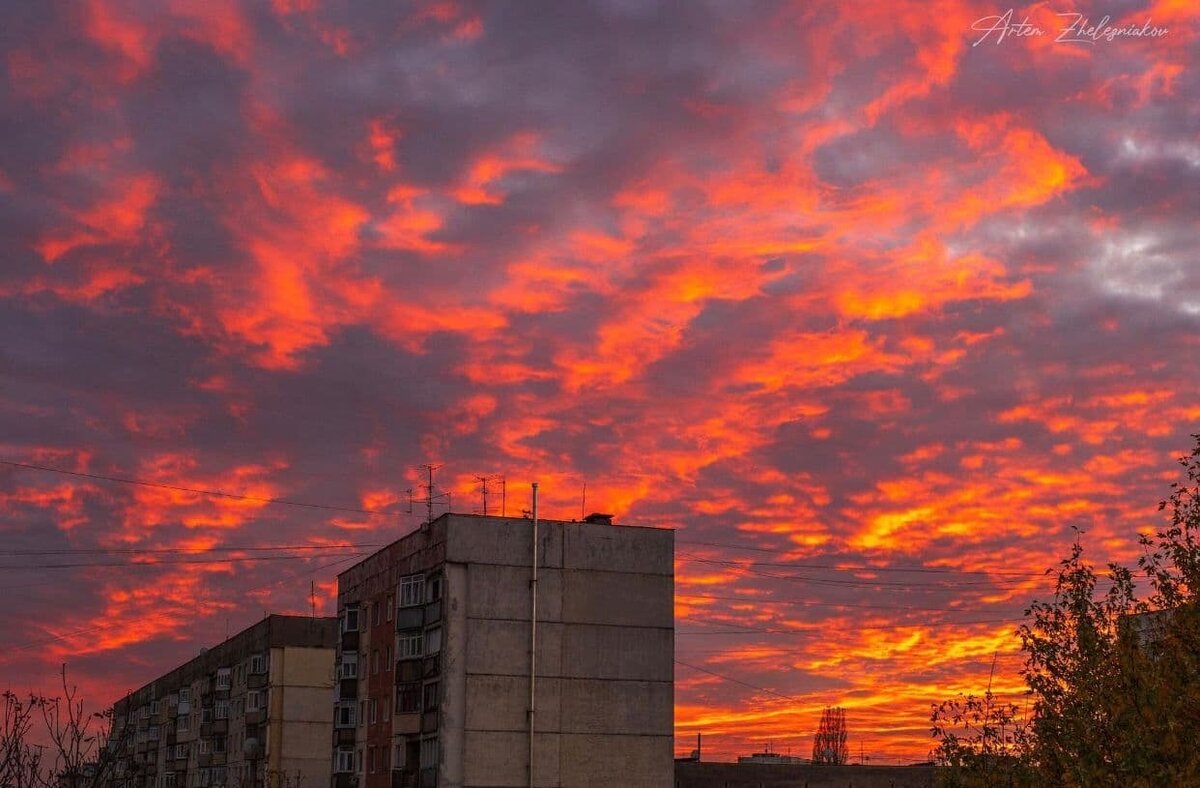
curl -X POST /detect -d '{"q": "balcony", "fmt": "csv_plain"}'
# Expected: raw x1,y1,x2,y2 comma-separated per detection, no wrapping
334,728,356,747
391,770,417,788
338,678,357,699
395,607,422,631
341,631,359,651
395,661,421,684
211,719,228,735
393,714,419,735
247,673,268,689
421,655,440,679
423,600,441,625
244,710,265,726
332,774,356,788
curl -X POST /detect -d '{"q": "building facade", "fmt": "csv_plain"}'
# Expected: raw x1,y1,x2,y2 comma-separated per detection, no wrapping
332,512,674,788
106,616,337,788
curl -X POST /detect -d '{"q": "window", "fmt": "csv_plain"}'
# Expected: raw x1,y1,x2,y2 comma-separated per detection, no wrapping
246,691,261,712
369,698,377,725
427,574,442,602
368,747,376,774
250,654,266,674
398,631,422,660
355,749,363,774
425,627,441,655
342,606,360,633
372,650,379,675
175,744,189,760
423,682,439,712
212,767,225,788
201,707,212,724
148,725,160,741
179,688,191,703
168,694,179,708
396,683,420,714
399,575,424,608
335,702,356,729
372,602,380,626
198,740,211,756
214,701,228,720
358,700,365,728
386,596,393,622
215,669,231,691
212,737,225,754
385,645,391,669
150,701,160,715
334,749,353,774
339,652,357,680
420,738,437,769
394,744,405,770
178,715,191,733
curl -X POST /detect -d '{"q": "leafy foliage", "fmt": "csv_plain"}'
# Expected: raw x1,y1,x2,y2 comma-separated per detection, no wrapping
933,433,1200,786
931,687,1035,788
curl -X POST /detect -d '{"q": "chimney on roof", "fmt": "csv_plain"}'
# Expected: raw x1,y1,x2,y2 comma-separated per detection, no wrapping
583,512,614,525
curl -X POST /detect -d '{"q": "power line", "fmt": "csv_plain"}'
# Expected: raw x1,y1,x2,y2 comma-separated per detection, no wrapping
677,616,1022,635
675,658,804,703
680,557,1038,588
677,538,1048,577
0,459,403,518
2,553,362,653
0,553,365,570
676,591,1016,614
0,543,381,557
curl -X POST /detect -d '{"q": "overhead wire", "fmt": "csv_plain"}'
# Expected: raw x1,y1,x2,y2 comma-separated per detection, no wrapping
1,553,363,653
677,616,1022,635
0,459,404,518
677,538,1050,577
0,553,367,570
675,658,804,703
0,543,382,556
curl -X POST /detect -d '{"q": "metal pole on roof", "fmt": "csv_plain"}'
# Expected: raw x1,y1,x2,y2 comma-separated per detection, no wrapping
528,482,539,788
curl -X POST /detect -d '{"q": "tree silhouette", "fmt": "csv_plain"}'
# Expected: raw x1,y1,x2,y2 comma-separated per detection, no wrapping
811,706,848,765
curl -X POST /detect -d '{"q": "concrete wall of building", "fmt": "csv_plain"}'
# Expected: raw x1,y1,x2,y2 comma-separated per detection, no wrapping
674,762,936,788
270,646,335,788
445,515,674,788
439,561,468,788
105,616,335,788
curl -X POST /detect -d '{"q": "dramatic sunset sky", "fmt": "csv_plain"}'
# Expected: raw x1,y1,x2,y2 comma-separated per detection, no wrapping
2,0,1198,764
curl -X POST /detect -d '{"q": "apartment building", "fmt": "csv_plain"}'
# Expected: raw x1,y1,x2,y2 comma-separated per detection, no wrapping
332,511,674,788
106,616,337,788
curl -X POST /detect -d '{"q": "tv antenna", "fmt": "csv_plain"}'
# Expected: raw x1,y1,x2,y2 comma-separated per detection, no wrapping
418,464,450,524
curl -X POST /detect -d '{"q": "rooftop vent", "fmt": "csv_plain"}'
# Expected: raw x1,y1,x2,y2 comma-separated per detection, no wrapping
583,512,614,525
